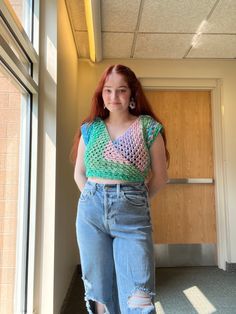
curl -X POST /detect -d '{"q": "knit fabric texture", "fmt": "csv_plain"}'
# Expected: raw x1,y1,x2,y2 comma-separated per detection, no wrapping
81,115,163,182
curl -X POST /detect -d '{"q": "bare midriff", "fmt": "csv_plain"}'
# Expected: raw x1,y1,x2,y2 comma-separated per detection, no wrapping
87,177,135,184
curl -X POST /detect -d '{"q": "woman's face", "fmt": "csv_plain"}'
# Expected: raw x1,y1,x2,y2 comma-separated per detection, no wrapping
102,72,131,114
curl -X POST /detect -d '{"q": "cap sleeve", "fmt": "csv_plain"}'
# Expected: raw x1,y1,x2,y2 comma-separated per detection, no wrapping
81,123,92,145
142,115,163,149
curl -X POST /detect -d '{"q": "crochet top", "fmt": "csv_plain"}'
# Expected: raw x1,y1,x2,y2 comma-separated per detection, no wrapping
81,115,163,182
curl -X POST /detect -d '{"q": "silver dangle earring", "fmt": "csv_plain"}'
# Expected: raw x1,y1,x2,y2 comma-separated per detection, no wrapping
129,98,136,109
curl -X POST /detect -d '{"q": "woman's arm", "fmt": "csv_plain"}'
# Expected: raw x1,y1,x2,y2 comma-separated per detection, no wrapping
146,133,168,199
74,136,87,192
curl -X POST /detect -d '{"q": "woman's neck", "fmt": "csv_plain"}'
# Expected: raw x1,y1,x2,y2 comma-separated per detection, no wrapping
106,112,136,125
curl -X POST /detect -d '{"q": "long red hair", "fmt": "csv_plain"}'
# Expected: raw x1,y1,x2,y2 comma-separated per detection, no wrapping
71,64,169,164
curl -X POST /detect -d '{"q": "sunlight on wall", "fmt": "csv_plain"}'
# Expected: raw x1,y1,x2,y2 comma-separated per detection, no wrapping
183,286,217,314
221,105,225,117
46,36,57,83
34,13,39,53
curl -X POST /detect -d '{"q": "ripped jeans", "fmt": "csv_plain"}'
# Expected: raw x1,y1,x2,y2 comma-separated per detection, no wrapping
76,181,156,314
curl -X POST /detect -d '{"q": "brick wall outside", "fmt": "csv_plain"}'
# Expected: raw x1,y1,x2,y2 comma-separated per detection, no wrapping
1,1,24,312
0,71,21,313
1,1,32,312
8,0,23,27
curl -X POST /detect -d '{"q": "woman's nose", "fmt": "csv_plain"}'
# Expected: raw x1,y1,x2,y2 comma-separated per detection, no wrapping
111,90,118,100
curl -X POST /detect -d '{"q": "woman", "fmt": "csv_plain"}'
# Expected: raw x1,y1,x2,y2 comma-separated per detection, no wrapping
72,64,169,314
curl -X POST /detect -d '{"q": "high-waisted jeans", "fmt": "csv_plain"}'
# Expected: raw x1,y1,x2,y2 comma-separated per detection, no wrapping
76,181,156,314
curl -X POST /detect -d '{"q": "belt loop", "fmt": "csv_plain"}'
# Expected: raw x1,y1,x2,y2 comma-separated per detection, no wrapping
117,184,120,198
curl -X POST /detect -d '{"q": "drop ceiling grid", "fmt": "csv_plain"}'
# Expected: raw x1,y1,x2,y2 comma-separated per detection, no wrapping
138,0,217,32
101,0,141,32
75,32,90,58
67,0,236,60
187,34,236,58
103,33,135,58
66,0,87,31
203,0,236,33
134,34,194,59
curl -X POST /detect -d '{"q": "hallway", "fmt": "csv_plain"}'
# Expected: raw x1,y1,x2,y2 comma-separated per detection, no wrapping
61,266,236,314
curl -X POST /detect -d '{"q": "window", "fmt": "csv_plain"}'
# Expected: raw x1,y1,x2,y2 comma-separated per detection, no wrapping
0,65,31,313
0,0,38,313
6,0,33,40
0,17,31,72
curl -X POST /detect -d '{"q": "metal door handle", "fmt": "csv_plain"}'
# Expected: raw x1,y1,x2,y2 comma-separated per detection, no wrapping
167,178,214,184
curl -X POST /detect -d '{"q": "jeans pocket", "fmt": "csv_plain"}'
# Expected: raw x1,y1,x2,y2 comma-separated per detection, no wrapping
121,191,147,207
79,189,95,202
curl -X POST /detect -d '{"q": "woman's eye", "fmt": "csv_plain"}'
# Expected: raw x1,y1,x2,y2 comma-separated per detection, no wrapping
104,89,111,93
119,89,127,93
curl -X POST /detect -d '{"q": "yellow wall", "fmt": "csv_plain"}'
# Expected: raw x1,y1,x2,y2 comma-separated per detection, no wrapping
35,0,57,312
36,0,80,312
77,59,236,263
55,0,80,312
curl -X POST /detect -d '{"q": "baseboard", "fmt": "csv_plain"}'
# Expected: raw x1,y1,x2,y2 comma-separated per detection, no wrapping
60,265,81,313
226,262,236,272
154,244,217,267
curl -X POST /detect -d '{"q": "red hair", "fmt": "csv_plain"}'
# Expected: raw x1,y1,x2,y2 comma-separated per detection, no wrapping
71,64,169,164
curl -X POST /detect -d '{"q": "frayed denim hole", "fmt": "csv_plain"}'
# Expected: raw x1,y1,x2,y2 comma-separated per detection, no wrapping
87,299,109,314
82,277,95,314
128,289,155,310
87,299,96,314
82,277,109,314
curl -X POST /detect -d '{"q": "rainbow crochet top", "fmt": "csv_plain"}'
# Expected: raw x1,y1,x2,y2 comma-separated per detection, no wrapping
81,115,163,182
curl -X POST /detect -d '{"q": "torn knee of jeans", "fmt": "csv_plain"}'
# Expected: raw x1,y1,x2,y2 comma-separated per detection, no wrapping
82,277,95,313
82,276,92,290
128,289,155,309
82,276,108,314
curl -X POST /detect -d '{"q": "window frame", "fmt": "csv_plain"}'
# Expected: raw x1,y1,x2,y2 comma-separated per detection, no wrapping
0,0,39,312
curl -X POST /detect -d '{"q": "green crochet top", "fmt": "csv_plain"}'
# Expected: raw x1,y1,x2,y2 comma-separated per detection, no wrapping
81,115,163,182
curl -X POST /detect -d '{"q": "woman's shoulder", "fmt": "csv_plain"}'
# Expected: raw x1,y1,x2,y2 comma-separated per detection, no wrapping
140,114,160,126
81,117,102,129
140,115,163,148
81,118,103,145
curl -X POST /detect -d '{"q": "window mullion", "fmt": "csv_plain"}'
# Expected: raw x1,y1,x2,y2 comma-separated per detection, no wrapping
0,35,38,93
0,0,38,63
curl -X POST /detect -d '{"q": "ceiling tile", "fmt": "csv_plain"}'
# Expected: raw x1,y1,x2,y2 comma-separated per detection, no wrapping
139,0,216,33
75,31,90,58
203,0,236,33
187,34,236,58
103,33,134,58
134,34,193,58
66,0,87,31
101,0,141,32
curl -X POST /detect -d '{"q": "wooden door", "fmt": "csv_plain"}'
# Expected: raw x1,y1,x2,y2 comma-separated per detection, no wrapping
145,90,216,244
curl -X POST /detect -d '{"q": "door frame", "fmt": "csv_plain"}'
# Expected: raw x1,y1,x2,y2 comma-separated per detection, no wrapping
140,77,229,270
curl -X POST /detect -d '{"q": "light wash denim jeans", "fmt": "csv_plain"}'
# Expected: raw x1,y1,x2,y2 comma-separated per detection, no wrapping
76,181,156,314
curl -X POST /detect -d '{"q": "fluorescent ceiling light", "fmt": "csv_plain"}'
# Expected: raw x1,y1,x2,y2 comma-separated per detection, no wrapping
84,0,102,62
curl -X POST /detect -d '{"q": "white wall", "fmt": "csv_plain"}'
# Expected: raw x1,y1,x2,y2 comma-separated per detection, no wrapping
35,0,57,312
77,59,236,264
55,0,80,312
35,0,80,312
